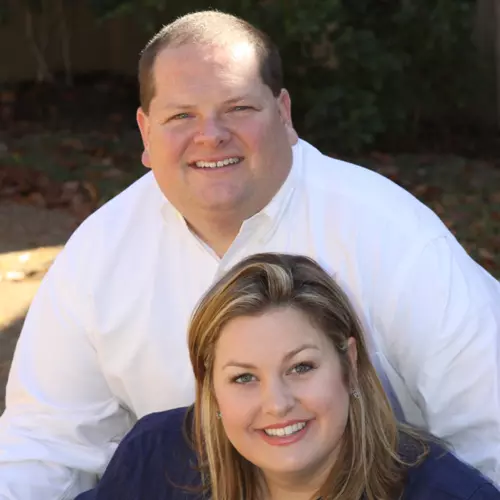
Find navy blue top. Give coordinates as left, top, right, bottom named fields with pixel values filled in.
left=76, top=407, right=499, bottom=500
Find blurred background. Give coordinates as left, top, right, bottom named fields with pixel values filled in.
left=1, top=0, right=500, bottom=411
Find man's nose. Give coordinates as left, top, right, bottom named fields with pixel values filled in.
left=261, top=378, right=295, bottom=418
left=193, top=116, right=230, bottom=147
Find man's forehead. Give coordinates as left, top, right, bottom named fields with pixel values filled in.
left=151, top=42, right=264, bottom=103
left=155, top=40, right=258, bottom=72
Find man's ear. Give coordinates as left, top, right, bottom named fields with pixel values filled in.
left=141, top=150, right=151, bottom=168
left=137, top=107, right=151, bottom=169
left=277, top=89, right=298, bottom=145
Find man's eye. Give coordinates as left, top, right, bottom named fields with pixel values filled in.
left=233, top=373, right=255, bottom=384
left=290, top=363, right=314, bottom=375
left=230, top=106, right=251, bottom=112
left=170, top=112, right=190, bottom=120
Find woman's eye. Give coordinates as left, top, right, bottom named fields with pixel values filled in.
left=290, top=363, right=314, bottom=375
left=233, top=373, right=255, bottom=384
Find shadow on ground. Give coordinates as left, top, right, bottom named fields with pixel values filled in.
left=0, top=314, right=26, bottom=414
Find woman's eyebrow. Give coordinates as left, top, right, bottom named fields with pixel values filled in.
left=222, top=344, right=319, bottom=370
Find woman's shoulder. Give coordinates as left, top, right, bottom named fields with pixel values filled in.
left=76, top=406, right=201, bottom=500
left=404, top=443, right=500, bottom=500
left=124, top=406, right=198, bottom=470
left=125, top=406, right=193, bottom=444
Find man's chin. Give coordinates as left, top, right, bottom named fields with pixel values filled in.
left=198, top=200, right=248, bottom=216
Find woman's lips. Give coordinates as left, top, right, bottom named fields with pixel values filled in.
left=257, top=420, right=312, bottom=447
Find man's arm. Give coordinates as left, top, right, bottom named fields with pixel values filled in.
left=380, top=233, right=500, bottom=484
left=0, top=243, right=132, bottom=499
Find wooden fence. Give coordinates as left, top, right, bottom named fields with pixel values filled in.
left=0, top=1, right=146, bottom=83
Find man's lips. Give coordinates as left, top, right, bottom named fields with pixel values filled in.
left=188, top=156, right=244, bottom=168
left=188, top=155, right=243, bottom=163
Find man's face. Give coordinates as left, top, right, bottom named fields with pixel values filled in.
left=137, top=42, right=298, bottom=220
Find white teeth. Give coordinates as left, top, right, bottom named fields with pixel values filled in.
left=194, top=157, right=241, bottom=168
left=264, top=422, right=307, bottom=437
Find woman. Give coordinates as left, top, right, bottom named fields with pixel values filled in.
left=77, top=253, right=499, bottom=500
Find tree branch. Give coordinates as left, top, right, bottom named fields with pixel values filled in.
left=56, top=0, right=72, bottom=85
left=24, top=4, right=53, bottom=83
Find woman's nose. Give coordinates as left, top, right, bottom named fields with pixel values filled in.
left=261, top=378, right=295, bottom=418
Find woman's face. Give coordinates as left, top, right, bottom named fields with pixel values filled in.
left=212, top=307, right=357, bottom=487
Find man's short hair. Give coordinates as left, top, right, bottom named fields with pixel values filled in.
left=138, top=10, right=284, bottom=113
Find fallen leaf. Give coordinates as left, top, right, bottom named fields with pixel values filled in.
left=26, top=192, right=46, bottom=207
left=82, top=181, right=98, bottom=203
left=478, top=248, right=495, bottom=261
left=101, top=168, right=124, bottom=179
left=60, top=138, right=84, bottom=151
left=0, top=91, right=16, bottom=103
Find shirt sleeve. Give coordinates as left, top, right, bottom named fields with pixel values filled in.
left=380, top=233, right=500, bottom=485
left=0, top=241, right=133, bottom=500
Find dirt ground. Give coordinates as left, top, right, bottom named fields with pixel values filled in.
left=0, top=202, right=77, bottom=413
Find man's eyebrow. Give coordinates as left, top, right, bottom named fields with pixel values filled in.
left=224, top=95, right=252, bottom=104
left=160, top=103, right=193, bottom=111
left=160, top=95, right=252, bottom=111
left=222, top=343, right=319, bottom=370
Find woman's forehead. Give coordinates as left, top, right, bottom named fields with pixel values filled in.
left=213, top=308, right=334, bottom=366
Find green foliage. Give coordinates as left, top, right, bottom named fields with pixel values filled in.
left=88, top=0, right=479, bottom=153
left=232, top=0, right=479, bottom=153
left=88, top=0, right=136, bottom=22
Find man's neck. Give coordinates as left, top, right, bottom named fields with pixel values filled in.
left=185, top=214, right=243, bottom=258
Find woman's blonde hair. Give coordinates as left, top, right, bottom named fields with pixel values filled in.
left=187, top=253, right=428, bottom=500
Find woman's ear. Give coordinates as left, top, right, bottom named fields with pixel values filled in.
left=346, top=337, right=358, bottom=380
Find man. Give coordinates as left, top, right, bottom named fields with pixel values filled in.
left=0, top=10, right=499, bottom=499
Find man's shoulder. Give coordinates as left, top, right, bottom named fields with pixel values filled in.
left=299, top=140, right=418, bottom=206
left=405, top=444, right=499, bottom=499
left=78, top=171, right=160, bottom=231
left=43, top=171, right=166, bottom=289
left=297, top=139, right=445, bottom=239
left=57, top=171, right=162, bottom=260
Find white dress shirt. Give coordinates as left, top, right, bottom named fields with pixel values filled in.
left=0, top=139, right=499, bottom=499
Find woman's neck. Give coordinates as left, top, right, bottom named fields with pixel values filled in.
left=265, top=488, right=317, bottom=500
left=259, top=472, right=321, bottom=500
